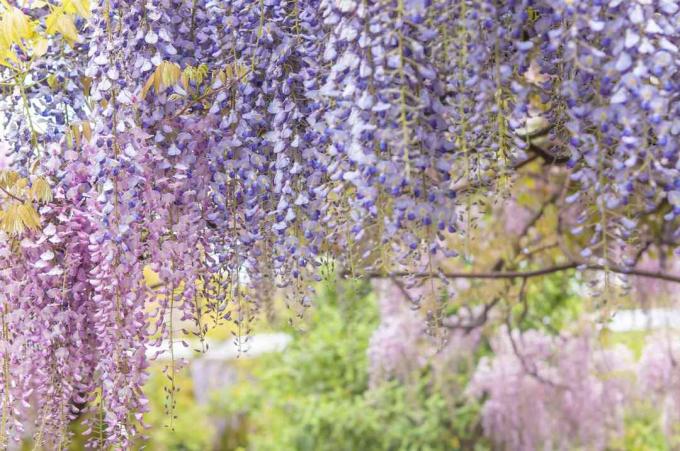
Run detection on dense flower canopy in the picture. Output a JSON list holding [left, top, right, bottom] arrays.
[[0, 0, 679, 447]]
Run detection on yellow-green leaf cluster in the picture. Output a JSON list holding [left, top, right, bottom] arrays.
[[0, 0, 90, 68], [141, 61, 182, 99], [30, 177, 52, 203], [140, 61, 249, 106], [65, 120, 93, 147], [180, 63, 209, 90], [62, 0, 90, 18], [45, 0, 90, 44], [45, 5, 79, 44], [0, 170, 51, 235], [213, 62, 248, 86], [0, 5, 38, 66]]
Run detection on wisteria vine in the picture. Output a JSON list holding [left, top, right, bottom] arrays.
[[0, 0, 679, 447]]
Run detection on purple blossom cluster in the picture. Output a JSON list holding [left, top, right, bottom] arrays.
[[367, 279, 481, 388], [1, 0, 680, 447], [638, 333, 680, 436], [468, 328, 635, 450], [367, 286, 680, 450], [542, 1, 680, 264], [367, 280, 431, 388]]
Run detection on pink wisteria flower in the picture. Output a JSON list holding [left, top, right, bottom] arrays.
[[467, 328, 635, 451], [367, 280, 431, 387], [501, 198, 536, 237], [638, 333, 680, 436]]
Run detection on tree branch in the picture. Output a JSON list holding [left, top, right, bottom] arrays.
[[0, 186, 26, 203], [451, 154, 539, 194], [443, 297, 501, 332], [504, 316, 568, 389], [357, 262, 680, 284]]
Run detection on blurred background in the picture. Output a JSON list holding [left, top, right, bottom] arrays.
[[41, 269, 678, 451]]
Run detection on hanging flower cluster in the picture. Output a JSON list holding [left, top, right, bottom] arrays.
[[467, 327, 680, 451], [638, 333, 680, 437], [0, 0, 679, 446], [366, 279, 432, 388], [366, 279, 481, 389], [468, 328, 635, 451]]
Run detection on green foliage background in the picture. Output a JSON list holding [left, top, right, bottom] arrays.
[[207, 280, 486, 451]]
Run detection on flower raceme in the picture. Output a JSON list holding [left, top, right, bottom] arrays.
[[0, 0, 678, 447]]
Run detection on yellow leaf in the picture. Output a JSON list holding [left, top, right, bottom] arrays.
[[194, 64, 206, 84], [143, 265, 161, 288], [523, 177, 536, 189], [47, 73, 58, 90], [63, 0, 90, 18], [216, 70, 226, 84], [180, 71, 189, 90], [15, 177, 28, 190], [45, 9, 78, 43], [71, 123, 81, 147], [0, 170, 18, 187], [235, 63, 248, 79], [153, 67, 161, 94], [327, 190, 339, 202], [4, 7, 34, 42], [223, 65, 232, 80], [80, 76, 92, 96], [81, 121, 92, 141], [140, 72, 155, 99], [18, 202, 39, 230], [159, 61, 179, 92], [141, 61, 181, 99], [31, 36, 48, 57], [29, 158, 40, 175], [2, 204, 23, 235], [167, 65, 181, 86], [56, 14, 78, 43], [45, 7, 62, 35], [32, 177, 52, 203], [0, 50, 19, 68]]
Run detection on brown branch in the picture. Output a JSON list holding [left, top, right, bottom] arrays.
[[504, 316, 568, 389], [451, 125, 573, 195], [603, 263, 680, 283], [452, 154, 539, 194], [0, 186, 26, 203], [439, 191, 560, 332], [443, 297, 501, 332], [632, 240, 654, 267], [358, 262, 578, 280], [148, 261, 680, 292], [356, 262, 680, 284], [520, 242, 558, 259], [390, 276, 417, 306], [169, 69, 252, 120], [508, 192, 560, 261], [517, 277, 529, 325], [526, 142, 571, 165]]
